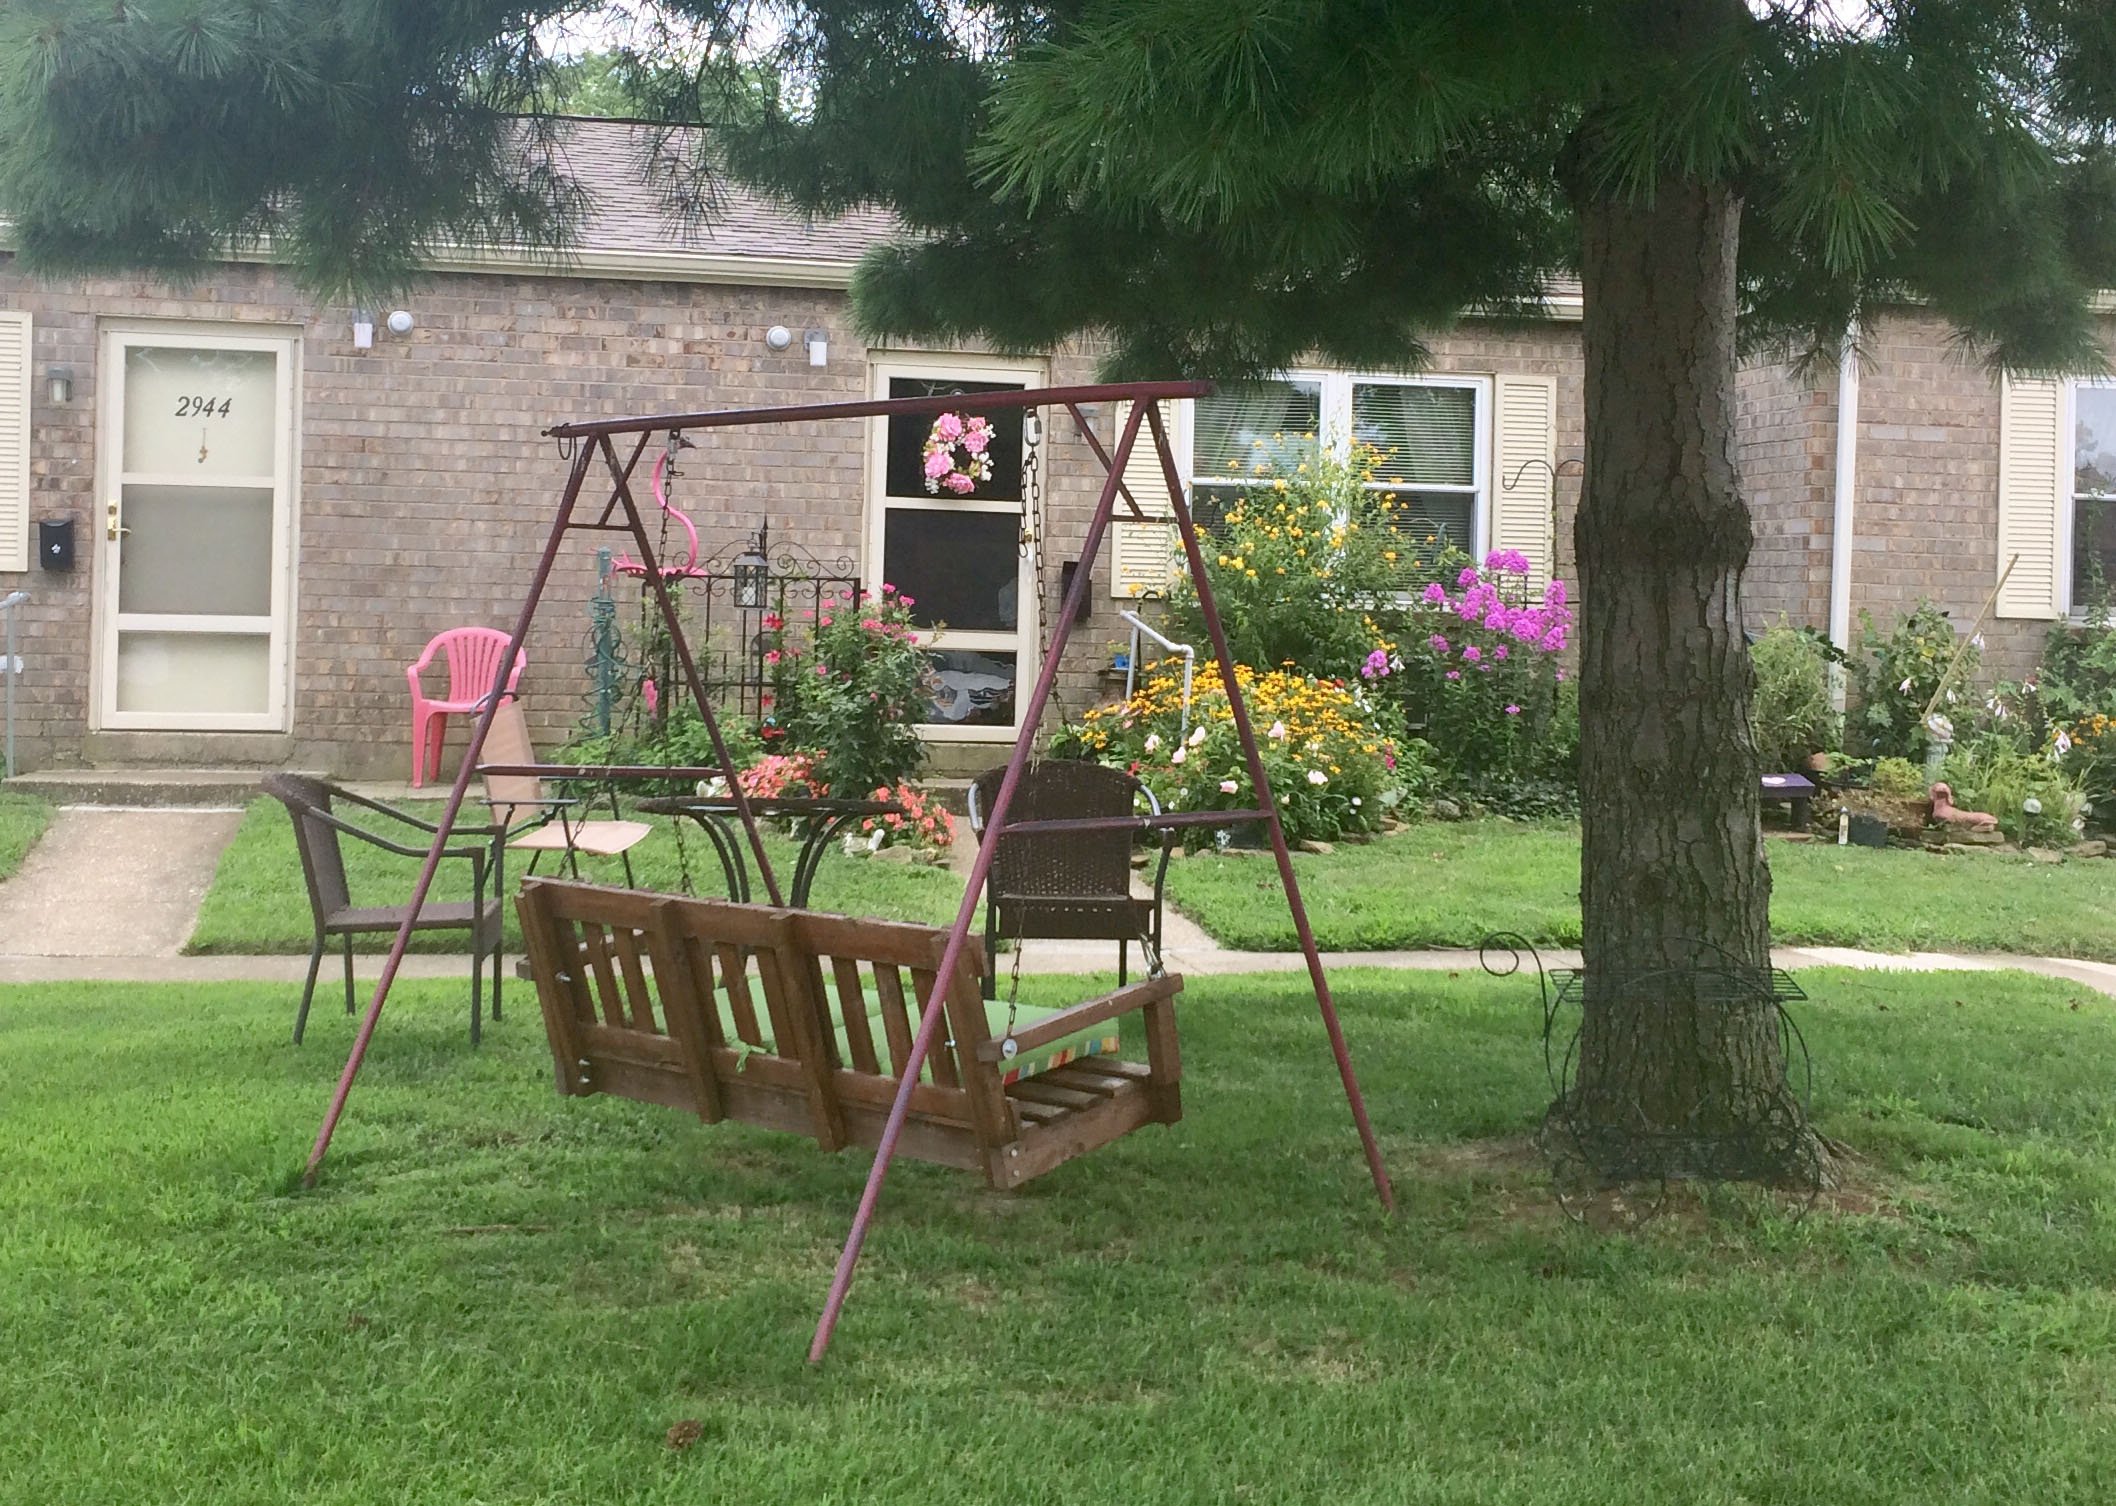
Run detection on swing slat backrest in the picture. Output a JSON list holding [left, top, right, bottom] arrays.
[[515, 878, 1184, 1188]]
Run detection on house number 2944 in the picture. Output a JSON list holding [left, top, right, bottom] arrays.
[[174, 396, 232, 417]]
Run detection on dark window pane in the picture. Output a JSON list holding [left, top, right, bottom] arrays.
[[2075, 496, 2116, 605], [883, 510, 1021, 631], [1378, 489, 1476, 566], [924, 650, 1017, 727], [885, 377, 1025, 500]]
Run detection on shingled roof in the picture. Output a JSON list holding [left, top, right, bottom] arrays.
[[544, 116, 900, 266]]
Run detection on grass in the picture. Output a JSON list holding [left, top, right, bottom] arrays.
[[6, 966, 2116, 1502], [0, 789, 50, 881], [187, 798, 966, 954], [1167, 818, 2116, 957]]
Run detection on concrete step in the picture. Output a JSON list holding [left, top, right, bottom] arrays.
[[3, 767, 304, 809]]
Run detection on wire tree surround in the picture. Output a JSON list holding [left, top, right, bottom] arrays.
[[300, 380, 1396, 1363]]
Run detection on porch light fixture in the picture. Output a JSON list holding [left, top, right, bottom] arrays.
[[764, 324, 794, 351], [352, 310, 375, 350], [733, 536, 770, 610], [45, 366, 72, 404], [803, 328, 828, 367]]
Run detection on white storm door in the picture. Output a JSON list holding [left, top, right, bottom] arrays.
[[97, 330, 296, 731]]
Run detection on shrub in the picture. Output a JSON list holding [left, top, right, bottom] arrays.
[[764, 586, 933, 799], [1051, 663, 1419, 845], [1361, 553, 1578, 797], [557, 703, 763, 797], [859, 782, 957, 857], [1849, 601, 1976, 758], [1749, 624, 1841, 771], [1160, 445, 1427, 676], [1867, 757, 1929, 799]]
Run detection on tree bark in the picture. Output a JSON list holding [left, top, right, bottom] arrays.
[[1569, 168, 1807, 1179]]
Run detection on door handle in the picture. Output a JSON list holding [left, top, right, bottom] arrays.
[[105, 501, 129, 541]]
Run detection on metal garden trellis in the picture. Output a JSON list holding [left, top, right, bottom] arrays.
[[300, 380, 1396, 1362]]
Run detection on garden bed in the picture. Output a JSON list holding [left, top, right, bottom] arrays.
[[5, 968, 2115, 1499]]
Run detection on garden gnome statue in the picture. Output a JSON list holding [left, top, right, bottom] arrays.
[[1928, 782, 1999, 832]]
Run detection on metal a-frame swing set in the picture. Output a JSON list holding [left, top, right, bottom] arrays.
[[301, 379, 1396, 1362]]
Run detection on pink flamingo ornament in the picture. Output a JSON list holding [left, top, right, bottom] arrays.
[[612, 446, 710, 581], [1928, 782, 1999, 832]]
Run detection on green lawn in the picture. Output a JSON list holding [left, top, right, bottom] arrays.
[[1167, 819, 2116, 957], [0, 789, 50, 881], [6, 968, 2116, 1501], [188, 798, 966, 954]]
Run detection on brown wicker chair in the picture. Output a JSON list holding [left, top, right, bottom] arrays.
[[967, 761, 1173, 997], [263, 774, 506, 1045]]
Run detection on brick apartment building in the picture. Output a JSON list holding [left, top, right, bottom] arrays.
[[0, 119, 2100, 777]]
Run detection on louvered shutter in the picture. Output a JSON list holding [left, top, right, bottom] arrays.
[[1491, 374, 1557, 592], [0, 313, 28, 573], [1995, 374, 2066, 619], [1107, 399, 1186, 598]]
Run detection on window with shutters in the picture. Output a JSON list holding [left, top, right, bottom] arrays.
[[1188, 373, 1489, 572], [2071, 381, 2116, 610]]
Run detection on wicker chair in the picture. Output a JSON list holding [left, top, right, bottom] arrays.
[[967, 761, 1173, 997]]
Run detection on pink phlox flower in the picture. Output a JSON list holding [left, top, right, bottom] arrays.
[[1505, 704, 1522, 715], [1427, 634, 1450, 655], [1541, 626, 1567, 652], [1543, 578, 1567, 609], [1555, 668, 1566, 681], [1421, 582, 1448, 606], [1493, 645, 1509, 661], [1457, 566, 1480, 588], [1485, 549, 1532, 575], [1361, 648, 1390, 679], [1445, 669, 1462, 681], [1462, 645, 1482, 664]]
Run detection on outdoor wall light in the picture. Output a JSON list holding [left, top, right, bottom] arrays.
[[352, 310, 375, 350], [386, 309, 415, 336], [764, 324, 794, 351], [45, 366, 72, 404], [804, 328, 828, 367]]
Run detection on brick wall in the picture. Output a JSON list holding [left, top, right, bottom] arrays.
[[0, 256, 1587, 777], [1736, 355, 1834, 632]]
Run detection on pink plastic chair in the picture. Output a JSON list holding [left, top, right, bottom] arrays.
[[407, 628, 527, 788]]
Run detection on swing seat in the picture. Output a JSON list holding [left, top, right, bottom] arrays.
[[515, 878, 1183, 1189]]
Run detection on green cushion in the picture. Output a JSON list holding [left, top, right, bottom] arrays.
[[707, 969, 1120, 1086]]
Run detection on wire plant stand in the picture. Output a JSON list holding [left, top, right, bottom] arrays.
[[1481, 932, 1823, 1222]]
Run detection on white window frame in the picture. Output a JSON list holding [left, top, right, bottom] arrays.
[[2065, 377, 2116, 620], [92, 322, 301, 732], [865, 353, 1046, 742], [1185, 371, 1492, 558]]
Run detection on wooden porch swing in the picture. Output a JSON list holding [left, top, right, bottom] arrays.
[[299, 381, 1395, 1363]]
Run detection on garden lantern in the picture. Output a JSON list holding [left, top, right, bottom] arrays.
[[734, 527, 771, 610]]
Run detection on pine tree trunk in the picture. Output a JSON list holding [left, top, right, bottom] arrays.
[[1569, 171, 1810, 1180]]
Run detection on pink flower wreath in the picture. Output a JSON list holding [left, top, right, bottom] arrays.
[[921, 410, 994, 495]]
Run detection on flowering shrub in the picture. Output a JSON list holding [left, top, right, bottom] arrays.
[[922, 411, 993, 495], [764, 586, 935, 798], [1361, 552, 1577, 801], [1162, 446, 1436, 674], [1050, 663, 1421, 844], [737, 751, 823, 799], [860, 781, 957, 857], [1850, 601, 1975, 758]]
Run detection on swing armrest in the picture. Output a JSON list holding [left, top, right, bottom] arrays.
[[974, 974, 1182, 1063]]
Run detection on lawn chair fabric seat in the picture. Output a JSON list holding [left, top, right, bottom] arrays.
[[968, 761, 1172, 996], [263, 774, 505, 1045], [515, 878, 1181, 1189], [479, 697, 652, 886], [407, 627, 526, 788]]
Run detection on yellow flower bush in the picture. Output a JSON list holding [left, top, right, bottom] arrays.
[[1050, 663, 1423, 844]]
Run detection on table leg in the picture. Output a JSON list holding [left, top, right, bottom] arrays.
[[1791, 796, 1810, 829]]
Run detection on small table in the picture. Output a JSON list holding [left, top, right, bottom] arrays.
[[1759, 773, 1817, 830], [636, 795, 903, 908]]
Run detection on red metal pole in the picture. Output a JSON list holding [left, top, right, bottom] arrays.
[[807, 401, 1151, 1363], [595, 436, 784, 905], [548, 380, 1213, 441], [1140, 401, 1395, 1213], [304, 442, 598, 1182]]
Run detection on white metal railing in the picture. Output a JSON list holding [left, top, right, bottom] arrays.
[[1118, 610, 1196, 739]]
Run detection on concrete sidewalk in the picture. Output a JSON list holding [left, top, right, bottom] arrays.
[[2, 938, 2112, 997]]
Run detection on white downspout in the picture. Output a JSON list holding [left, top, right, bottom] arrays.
[[1827, 322, 1860, 708]]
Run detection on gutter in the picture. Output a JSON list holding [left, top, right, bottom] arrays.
[[1827, 322, 1859, 708]]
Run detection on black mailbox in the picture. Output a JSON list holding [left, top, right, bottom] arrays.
[[38, 516, 74, 572]]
